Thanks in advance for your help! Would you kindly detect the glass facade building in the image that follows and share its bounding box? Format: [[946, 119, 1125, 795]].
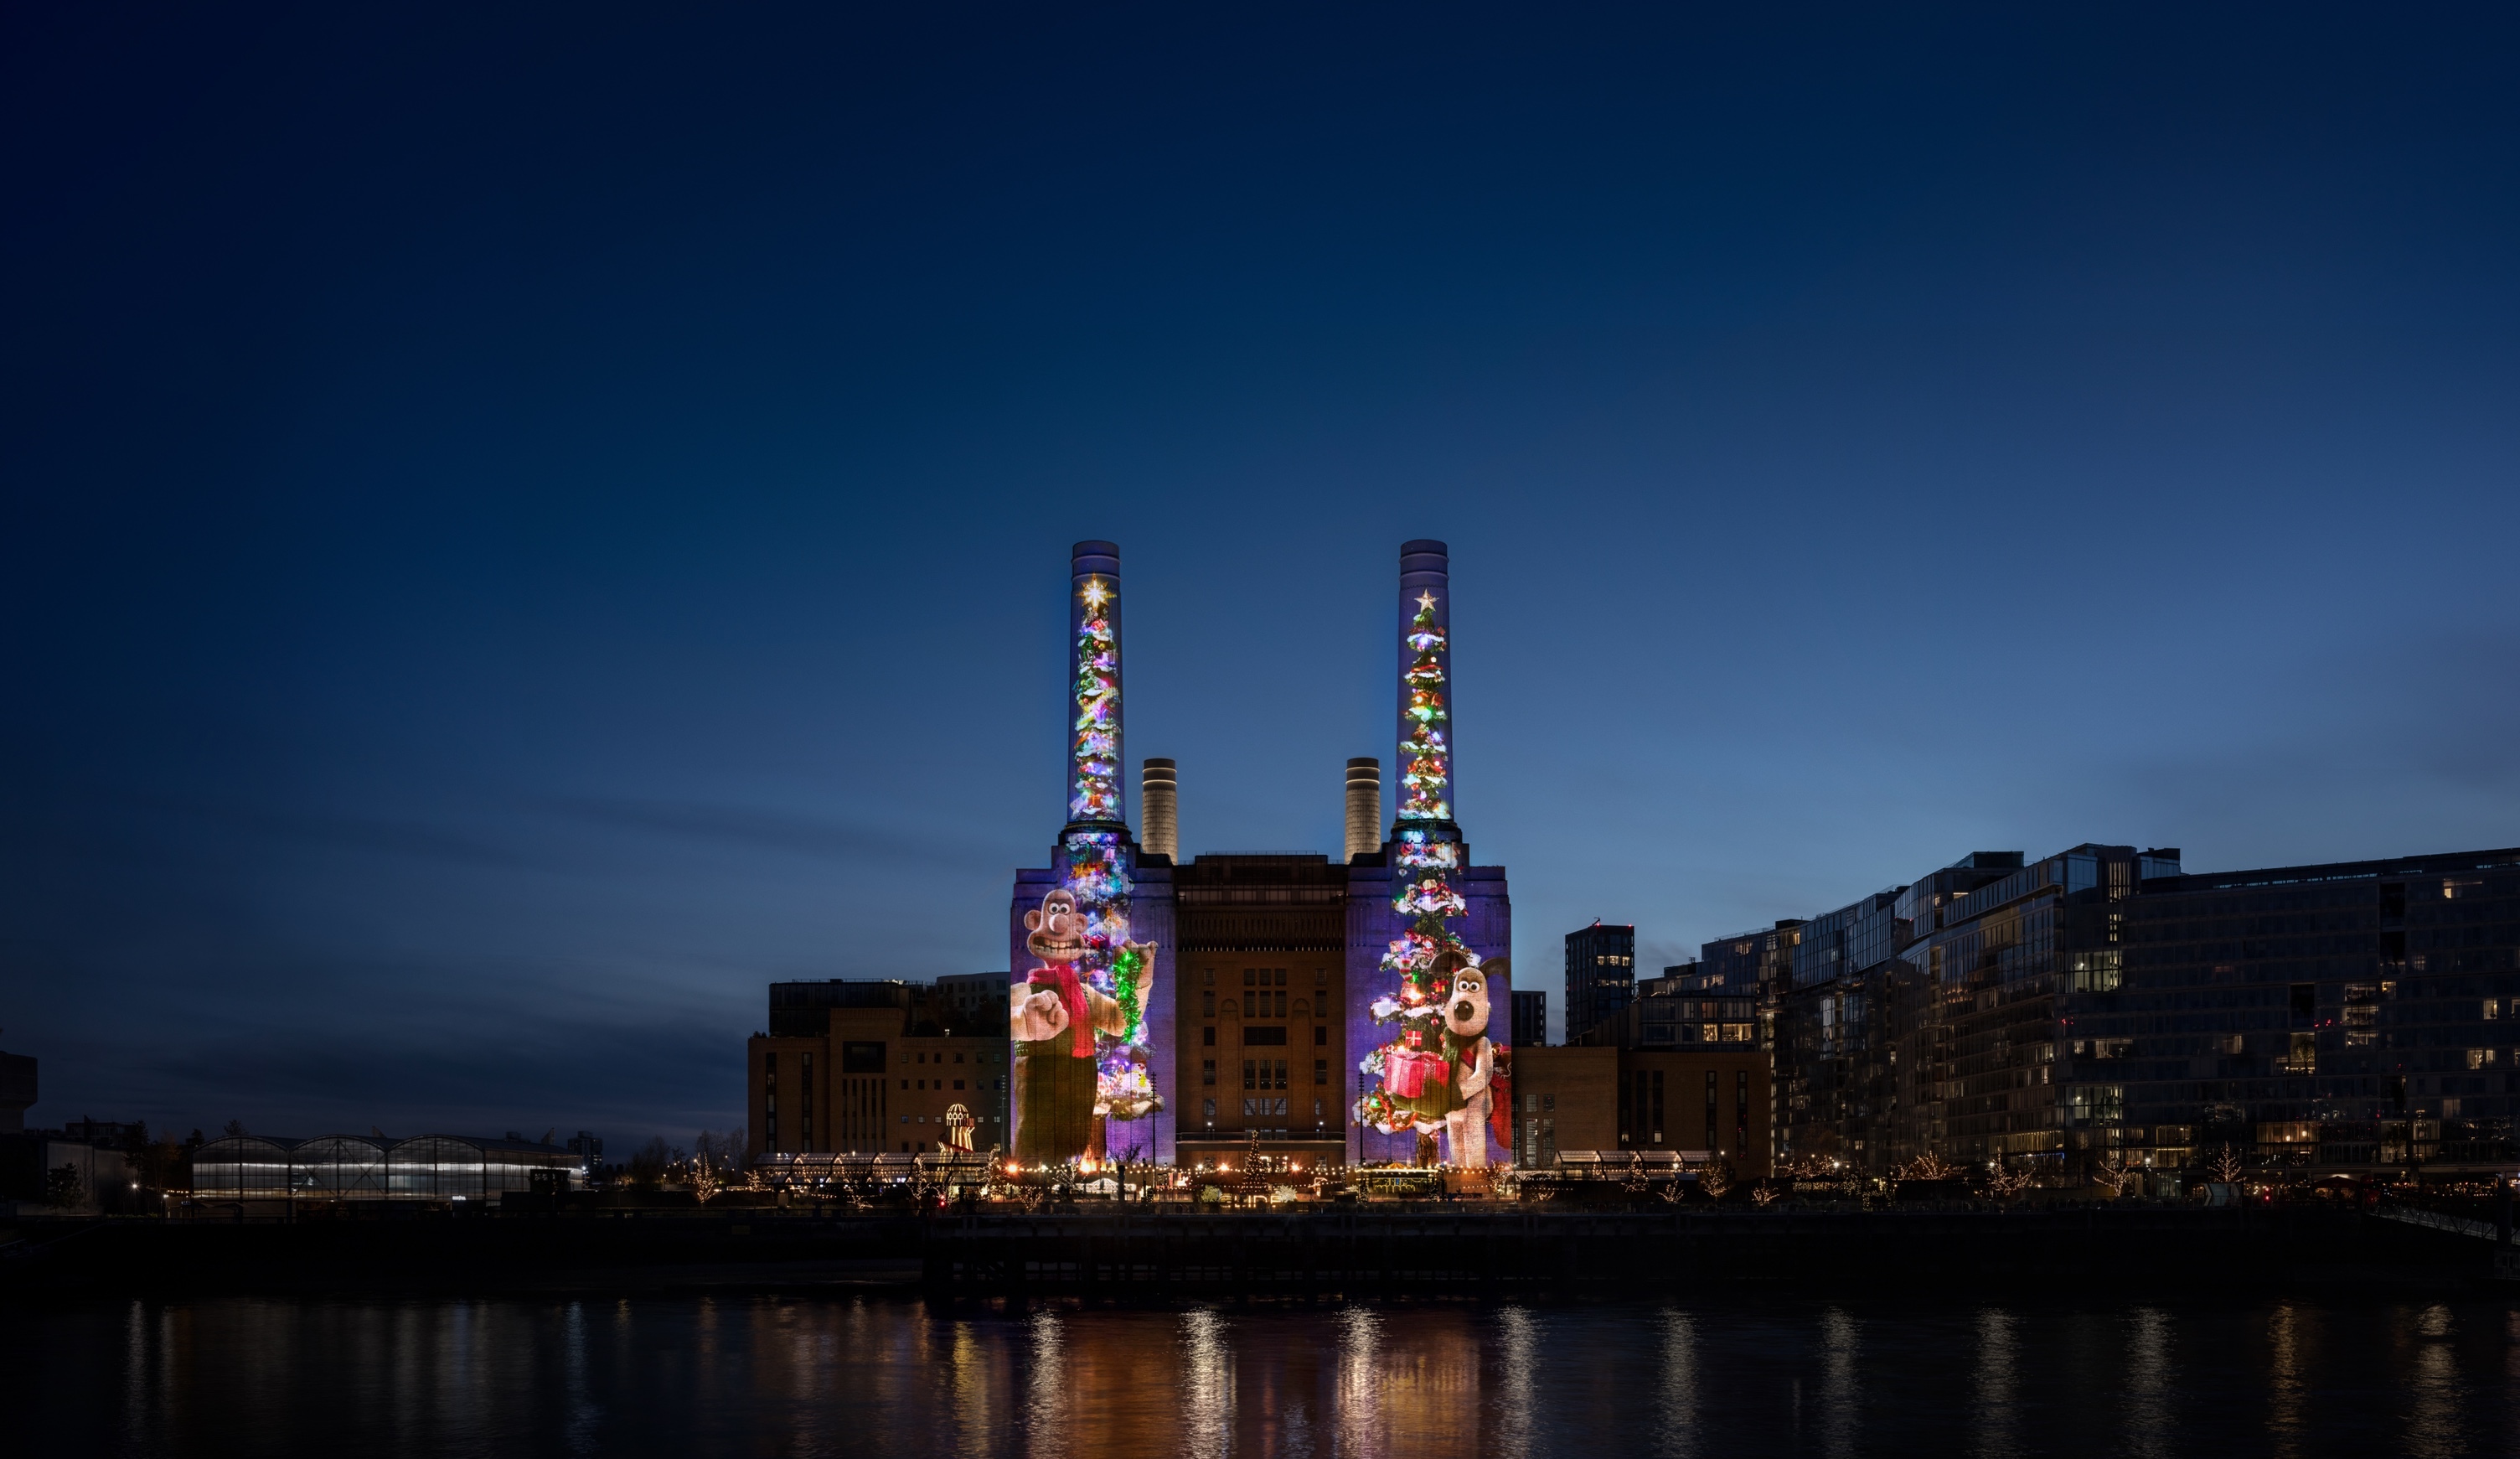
[[1512, 989, 1546, 1048], [1562, 923, 1637, 1047], [1770, 842, 2520, 1178], [188, 1133, 580, 1205]]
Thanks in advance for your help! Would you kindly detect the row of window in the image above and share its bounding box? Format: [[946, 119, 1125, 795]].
[[1198, 1098, 1332, 1125], [1201, 1025, 1329, 1046], [1201, 967, 1331, 986], [1202, 1058, 1330, 1087], [1205, 991, 1304, 1017], [1616, 1068, 1752, 1154]]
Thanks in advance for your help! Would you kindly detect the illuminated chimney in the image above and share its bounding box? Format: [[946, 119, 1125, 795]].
[[1344, 758, 1381, 862], [1394, 539, 1457, 839], [1063, 541, 1125, 832], [1141, 758, 1178, 861]]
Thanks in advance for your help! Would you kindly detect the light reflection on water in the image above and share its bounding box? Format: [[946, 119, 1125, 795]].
[[11, 1292, 2520, 1456]]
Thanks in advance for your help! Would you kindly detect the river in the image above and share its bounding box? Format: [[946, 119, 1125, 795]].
[[12, 1291, 2517, 1455]]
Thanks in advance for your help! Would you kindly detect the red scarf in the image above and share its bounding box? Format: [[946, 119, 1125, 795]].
[[1027, 964, 1094, 1058]]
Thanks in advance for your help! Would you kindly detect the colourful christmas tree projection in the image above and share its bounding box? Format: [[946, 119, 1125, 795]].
[[1064, 576, 1158, 1152], [1397, 589, 1451, 824], [1355, 586, 1494, 1160], [1069, 576, 1122, 824], [1061, 830, 1160, 1146]]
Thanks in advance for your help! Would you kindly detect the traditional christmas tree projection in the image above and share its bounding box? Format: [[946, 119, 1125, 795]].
[[1354, 580, 1505, 1165], [1068, 577, 1123, 823]]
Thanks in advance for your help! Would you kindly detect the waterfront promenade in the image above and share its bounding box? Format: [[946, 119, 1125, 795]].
[[3, 1203, 2505, 1300]]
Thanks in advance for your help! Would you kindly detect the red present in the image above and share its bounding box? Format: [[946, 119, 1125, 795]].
[[1386, 1048, 1448, 1099]]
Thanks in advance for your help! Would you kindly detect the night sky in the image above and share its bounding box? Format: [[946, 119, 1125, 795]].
[[6, 7, 2516, 1148]]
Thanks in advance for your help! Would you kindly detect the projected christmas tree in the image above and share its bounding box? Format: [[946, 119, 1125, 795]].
[[1063, 576, 1157, 1144], [1354, 587, 1491, 1156]]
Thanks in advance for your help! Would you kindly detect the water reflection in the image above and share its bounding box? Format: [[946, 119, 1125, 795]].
[[2264, 1302, 2303, 1459], [1971, 1308, 2016, 1459], [1817, 1307, 1857, 1459], [1655, 1310, 1697, 1459], [2125, 1306, 2171, 1459], [1025, 1309, 1070, 1459], [1180, 1307, 1232, 1459], [2405, 1303, 2460, 1459], [11, 1292, 2516, 1456], [1494, 1306, 1538, 1459], [1335, 1305, 1381, 1459]]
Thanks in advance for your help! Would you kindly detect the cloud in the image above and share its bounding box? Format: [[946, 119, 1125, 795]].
[[111, 789, 550, 872], [540, 794, 994, 872]]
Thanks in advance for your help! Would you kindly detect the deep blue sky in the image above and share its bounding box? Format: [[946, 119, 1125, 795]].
[[6, 6, 2516, 1146]]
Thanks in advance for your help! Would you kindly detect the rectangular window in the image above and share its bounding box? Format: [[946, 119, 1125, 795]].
[[1275, 1058, 1288, 1090], [1245, 969, 1256, 986], [1651, 1069, 1665, 1142], [1243, 1060, 1256, 1091], [2067, 1084, 2125, 1124], [1204, 1026, 1216, 1046], [1202, 991, 1216, 1017], [1202, 1058, 1216, 1086], [1315, 968, 1328, 986], [1244, 1026, 1288, 1046], [1316, 1025, 1328, 1045], [2069, 950, 2123, 993], [2285, 1032, 2316, 1072], [1541, 1093, 1554, 1113], [1706, 1071, 1718, 1149], [841, 1042, 886, 1074], [1314, 1058, 1329, 1085], [1735, 1069, 1748, 1156], [1202, 1099, 1216, 1125]]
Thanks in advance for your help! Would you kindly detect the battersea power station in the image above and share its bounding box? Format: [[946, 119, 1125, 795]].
[[747, 540, 1520, 1177], [1006, 540, 1514, 1173]]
